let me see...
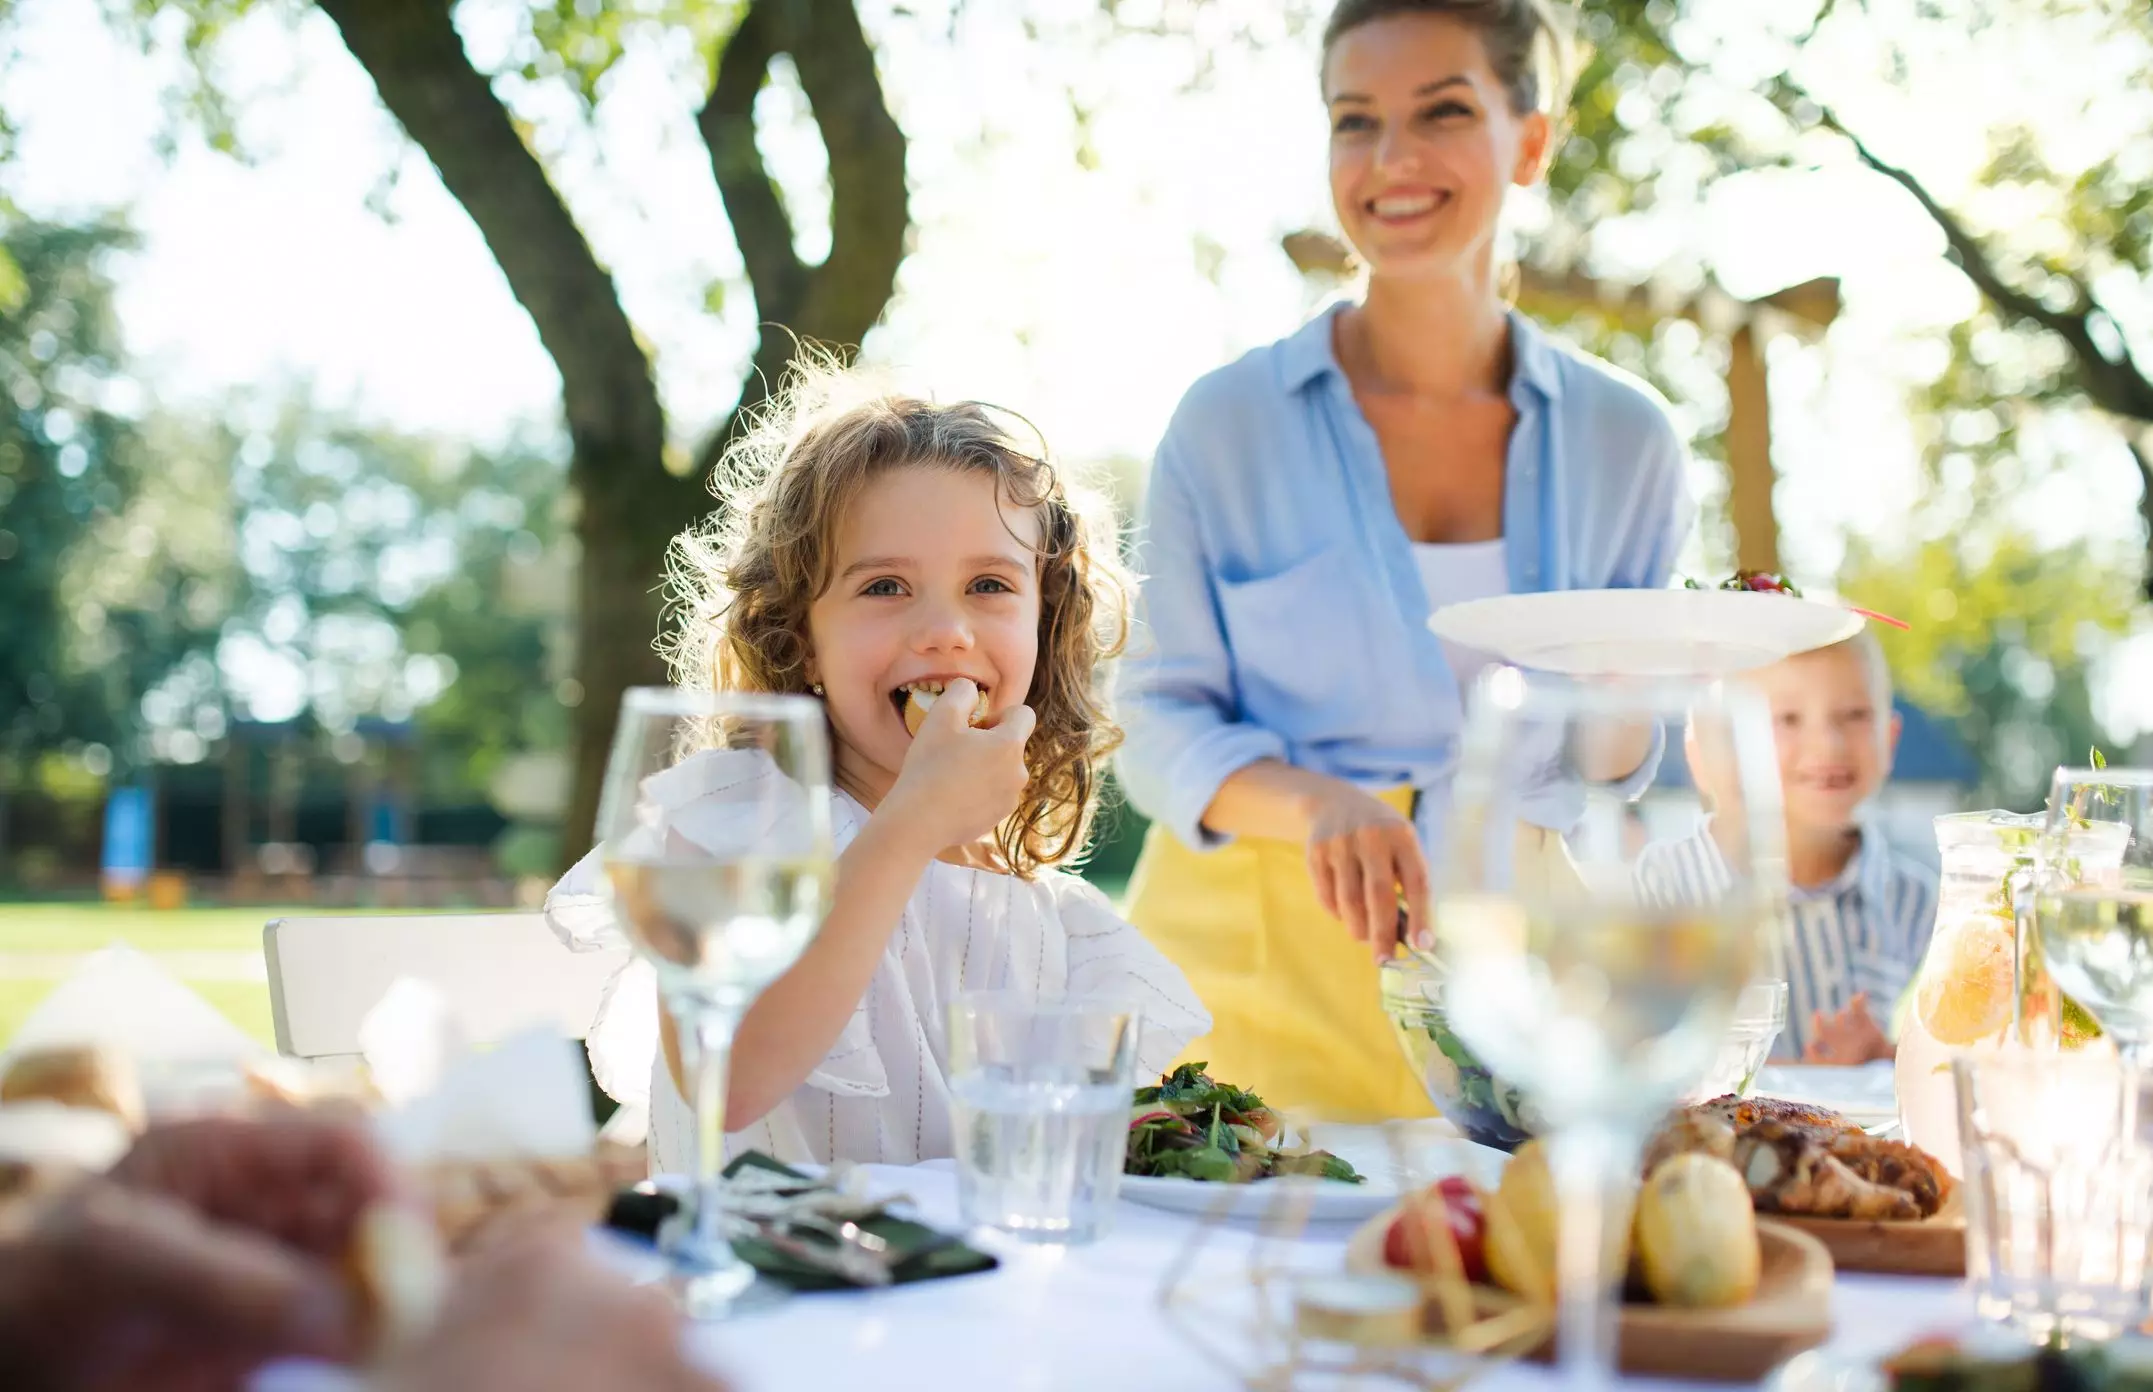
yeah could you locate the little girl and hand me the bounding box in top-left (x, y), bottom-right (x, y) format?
top-left (545, 368), bottom-right (1211, 1171)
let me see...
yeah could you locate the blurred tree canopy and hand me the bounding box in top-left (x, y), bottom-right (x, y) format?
top-left (0, 205), bottom-right (576, 848)
top-left (1840, 532), bottom-right (2138, 805)
top-left (0, 219), bottom-right (228, 798)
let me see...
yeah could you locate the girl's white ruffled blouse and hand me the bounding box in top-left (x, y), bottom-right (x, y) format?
top-left (545, 751), bottom-right (1211, 1172)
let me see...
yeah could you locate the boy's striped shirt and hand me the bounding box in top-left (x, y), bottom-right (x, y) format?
top-left (1637, 817), bottom-right (1938, 1059)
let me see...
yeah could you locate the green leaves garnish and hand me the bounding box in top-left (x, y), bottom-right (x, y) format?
top-left (1123, 1063), bottom-right (1365, 1186)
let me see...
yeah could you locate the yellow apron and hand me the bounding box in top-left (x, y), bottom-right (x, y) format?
top-left (1124, 787), bottom-right (1435, 1121)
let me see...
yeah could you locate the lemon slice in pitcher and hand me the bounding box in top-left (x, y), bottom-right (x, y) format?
top-left (1915, 923), bottom-right (2015, 1046)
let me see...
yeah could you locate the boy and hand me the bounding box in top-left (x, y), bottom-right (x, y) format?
top-left (1638, 630), bottom-right (1938, 1063)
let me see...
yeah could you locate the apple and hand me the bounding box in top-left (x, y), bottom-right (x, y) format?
top-left (1380, 1175), bottom-right (1487, 1284)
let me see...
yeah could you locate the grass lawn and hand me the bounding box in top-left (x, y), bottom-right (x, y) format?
top-left (0, 902), bottom-right (358, 955)
top-left (0, 902), bottom-right (336, 1050)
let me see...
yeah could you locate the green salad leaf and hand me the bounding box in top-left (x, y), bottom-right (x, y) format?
top-left (1123, 1063), bottom-right (1365, 1186)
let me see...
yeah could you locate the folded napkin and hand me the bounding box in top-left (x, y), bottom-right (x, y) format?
top-left (604, 1152), bottom-right (996, 1292)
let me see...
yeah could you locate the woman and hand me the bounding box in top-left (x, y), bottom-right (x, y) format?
top-left (1116, 0), bottom-right (1694, 1119)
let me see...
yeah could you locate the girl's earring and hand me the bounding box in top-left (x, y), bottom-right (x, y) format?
top-left (811, 682), bottom-right (825, 697)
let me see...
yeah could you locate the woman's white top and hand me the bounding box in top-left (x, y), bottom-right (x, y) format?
top-left (544, 750), bottom-right (1211, 1173)
top-left (1413, 538), bottom-right (1510, 700)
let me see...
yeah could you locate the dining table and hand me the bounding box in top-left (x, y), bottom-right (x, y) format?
top-left (680, 1155), bottom-right (1971, 1391)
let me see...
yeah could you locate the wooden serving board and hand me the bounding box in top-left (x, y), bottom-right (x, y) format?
top-left (1768, 1191), bottom-right (1966, 1278)
top-left (1344, 1206), bottom-right (1836, 1383)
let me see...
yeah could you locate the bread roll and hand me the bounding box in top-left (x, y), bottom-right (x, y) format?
top-left (345, 1202), bottom-right (448, 1358)
top-left (902, 684), bottom-right (992, 737)
top-left (0, 1047), bottom-right (145, 1132)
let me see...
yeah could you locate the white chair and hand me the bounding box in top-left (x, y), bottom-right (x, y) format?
top-left (262, 913), bottom-right (622, 1063)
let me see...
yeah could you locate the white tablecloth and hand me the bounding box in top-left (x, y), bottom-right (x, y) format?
top-left (688, 1162), bottom-right (1975, 1391)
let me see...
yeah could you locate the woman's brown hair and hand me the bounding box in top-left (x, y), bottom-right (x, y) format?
top-left (661, 361), bottom-right (1131, 879)
top-left (1321, 0), bottom-right (1575, 119)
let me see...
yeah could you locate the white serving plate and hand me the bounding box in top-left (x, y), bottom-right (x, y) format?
top-left (1430, 589), bottom-right (1865, 678)
top-left (1118, 1124), bottom-right (1509, 1225)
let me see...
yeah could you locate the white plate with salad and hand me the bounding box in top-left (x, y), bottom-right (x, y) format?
top-left (1119, 1066), bottom-right (1508, 1223)
top-left (1429, 575), bottom-right (1874, 679)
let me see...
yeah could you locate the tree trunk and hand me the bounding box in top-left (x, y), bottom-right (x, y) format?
top-left (563, 454), bottom-right (700, 866)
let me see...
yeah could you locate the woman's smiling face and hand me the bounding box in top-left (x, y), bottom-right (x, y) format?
top-left (1323, 13), bottom-right (1549, 282)
top-left (806, 464), bottom-right (1042, 803)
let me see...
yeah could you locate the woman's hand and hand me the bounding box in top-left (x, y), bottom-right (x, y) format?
top-left (1305, 783), bottom-right (1429, 961)
top-left (882, 679), bottom-right (1035, 855)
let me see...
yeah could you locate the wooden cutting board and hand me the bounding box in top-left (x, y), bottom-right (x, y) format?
top-left (1344, 1206), bottom-right (1836, 1383)
top-left (1768, 1190), bottom-right (1967, 1277)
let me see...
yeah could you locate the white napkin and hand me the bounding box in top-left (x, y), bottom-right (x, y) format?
top-left (360, 978), bottom-right (595, 1165)
top-left (2, 943), bottom-right (265, 1065)
top-left (2, 944), bottom-right (267, 1117)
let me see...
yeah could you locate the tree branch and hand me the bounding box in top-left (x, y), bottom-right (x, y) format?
top-left (699, 1), bottom-right (810, 338)
top-left (693, 0), bottom-right (910, 474)
top-left (314, 0), bottom-right (671, 471)
top-left (1820, 105), bottom-right (2153, 424)
top-left (2133, 433), bottom-right (2153, 602)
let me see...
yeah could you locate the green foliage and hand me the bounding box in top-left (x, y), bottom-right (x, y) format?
top-left (0, 217), bottom-right (222, 785)
top-left (1839, 531), bottom-right (2137, 809)
top-left (514, 0), bottom-right (745, 109)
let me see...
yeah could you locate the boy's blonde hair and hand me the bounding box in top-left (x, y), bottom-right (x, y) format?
top-left (661, 362), bottom-right (1131, 878)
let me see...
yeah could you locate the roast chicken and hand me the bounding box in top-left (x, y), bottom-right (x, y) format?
top-left (1644, 1094), bottom-right (1951, 1222)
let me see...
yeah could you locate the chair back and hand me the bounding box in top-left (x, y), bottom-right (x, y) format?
top-left (263, 913), bottom-right (619, 1061)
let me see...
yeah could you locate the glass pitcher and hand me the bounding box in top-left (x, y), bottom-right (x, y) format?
top-left (1895, 811), bottom-right (2120, 1175)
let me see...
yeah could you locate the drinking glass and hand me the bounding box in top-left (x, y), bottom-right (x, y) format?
top-left (947, 992), bottom-right (1141, 1244)
top-left (1437, 669), bottom-right (1783, 1390)
top-left (2032, 766), bottom-right (2153, 1063)
top-left (1953, 1051), bottom-right (2153, 1343)
top-left (594, 688), bottom-right (835, 1317)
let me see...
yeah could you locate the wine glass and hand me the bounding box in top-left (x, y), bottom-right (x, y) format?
top-left (594, 687), bottom-right (835, 1317)
top-left (1437, 668), bottom-right (1783, 1389)
top-left (2031, 765), bottom-right (2153, 1062)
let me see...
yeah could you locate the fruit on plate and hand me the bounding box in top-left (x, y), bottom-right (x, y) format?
top-left (1632, 1153), bottom-right (1761, 1309)
top-left (1914, 922), bottom-right (2015, 1046)
top-left (1380, 1175), bottom-right (1488, 1283)
top-left (1484, 1139), bottom-right (1632, 1303)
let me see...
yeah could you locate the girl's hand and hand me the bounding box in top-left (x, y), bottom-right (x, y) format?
top-left (1803, 992), bottom-right (1894, 1065)
top-left (883, 678), bottom-right (1035, 855)
top-left (1305, 782), bottom-right (1429, 961)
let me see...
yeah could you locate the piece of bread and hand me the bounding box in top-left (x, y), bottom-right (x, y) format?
top-left (416, 1148), bottom-right (648, 1252)
top-left (0, 1047), bottom-right (145, 1133)
top-left (345, 1202), bottom-right (449, 1359)
top-left (903, 684), bottom-right (992, 737)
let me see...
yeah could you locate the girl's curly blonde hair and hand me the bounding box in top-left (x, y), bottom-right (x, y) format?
top-left (661, 363), bottom-right (1131, 878)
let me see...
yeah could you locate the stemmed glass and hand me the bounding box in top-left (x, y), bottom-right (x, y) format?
top-left (2030, 765), bottom-right (2153, 1062)
top-left (594, 688), bottom-right (835, 1317)
top-left (1437, 669), bottom-right (1784, 1389)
